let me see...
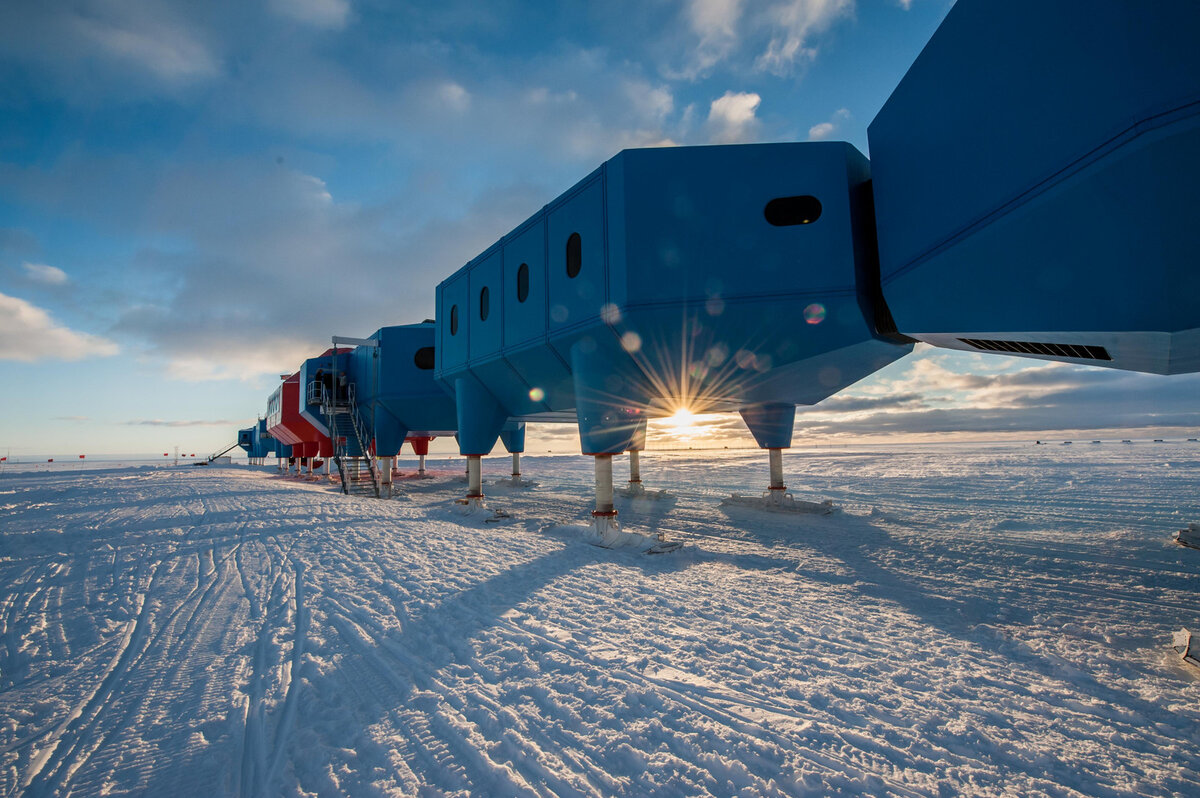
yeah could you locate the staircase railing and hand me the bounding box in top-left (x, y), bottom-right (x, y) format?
top-left (314, 380), bottom-right (379, 498)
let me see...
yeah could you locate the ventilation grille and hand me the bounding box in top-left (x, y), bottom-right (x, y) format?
top-left (958, 338), bottom-right (1112, 361)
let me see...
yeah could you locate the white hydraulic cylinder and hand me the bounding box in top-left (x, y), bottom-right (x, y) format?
top-left (768, 448), bottom-right (785, 490)
top-left (466, 455), bottom-right (483, 498)
top-left (594, 455), bottom-right (615, 515)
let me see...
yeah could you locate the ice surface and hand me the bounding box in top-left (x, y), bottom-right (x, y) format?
top-left (1, 443), bottom-right (1198, 796)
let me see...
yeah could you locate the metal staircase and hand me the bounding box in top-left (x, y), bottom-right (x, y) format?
top-left (312, 380), bottom-right (379, 498)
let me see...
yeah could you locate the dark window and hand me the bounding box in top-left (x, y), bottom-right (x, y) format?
top-left (566, 233), bottom-right (582, 278)
top-left (517, 263), bottom-right (530, 302)
top-left (413, 347), bottom-right (435, 370)
top-left (479, 286), bottom-right (490, 321)
top-left (764, 195), bottom-right (822, 226)
top-left (450, 304), bottom-right (458, 335)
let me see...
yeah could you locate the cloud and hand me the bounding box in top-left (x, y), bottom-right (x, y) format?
top-left (268, 0), bottom-right (351, 30)
top-left (69, 12), bottom-right (218, 82)
top-left (0, 292), bottom-right (119, 362)
top-left (707, 90), bottom-right (761, 143)
top-left (755, 0), bottom-right (855, 76)
top-left (682, 0), bottom-right (744, 77)
top-left (123, 419), bottom-right (240, 427)
top-left (791, 351), bottom-right (1200, 440)
top-left (0, 0), bottom-right (220, 101)
top-left (22, 262), bottom-right (69, 286)
top-left (808, 107), bottom-right (851, 140)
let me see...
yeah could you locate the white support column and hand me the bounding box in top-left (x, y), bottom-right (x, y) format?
top-left (456, 455), bottom-right (485, 511)
top-left (768, 448), bottom-right (785, 490)
top-left (766, 447), bottom-right (787, 505)
top-left (592, 454), bottom-right (618, 534)
top-left (381, 457), bottom-right (393, 497)
top-left (511, 452), bottom-right (521, 478)
top-left (418, 454), bottom-right (426, 476)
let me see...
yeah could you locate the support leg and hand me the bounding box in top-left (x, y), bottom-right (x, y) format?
top-left (457, 455), bottom-right (485, 510)
top-left (766, 447), bottom-right (788, 506)
top-left (381, 456), bottom-right (393, 498)
top-left (591, 454), bottom-right (619, 534)
top-left (626, 449), bottom-right (645, 496)
top-left (418, 454), bottom-right (426, 476)
top-left (512, 452), bottom-right (521, 479)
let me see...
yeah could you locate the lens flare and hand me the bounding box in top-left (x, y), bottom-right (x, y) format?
top-left (804, 303), bottom-right (826, 324)
top-left (528, 387), bottom-right (545, 402)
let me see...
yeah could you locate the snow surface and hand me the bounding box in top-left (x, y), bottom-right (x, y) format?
top-left (1, 443), bottom-right (1198, 796)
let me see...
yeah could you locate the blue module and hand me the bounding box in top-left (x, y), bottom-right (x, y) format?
top-left (342, 323), bottom-right (459, 458)
top-left (236, 427), bottom-right (255, 455)
top-left (869, 0), bottom-right (1200, 374)
top-left (251, 418), bottom-right (274, 461)
top-left (436, 142), bottom-right (911, 515)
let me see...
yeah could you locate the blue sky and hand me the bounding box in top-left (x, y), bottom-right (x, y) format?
top-left (2, 0), bottom-right (1197, 457)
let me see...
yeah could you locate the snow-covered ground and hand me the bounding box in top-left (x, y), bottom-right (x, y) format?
top-left (1, 443), bottom-right (1198, 796)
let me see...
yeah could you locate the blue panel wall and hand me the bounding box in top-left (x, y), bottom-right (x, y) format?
top-left (546, 173), bottom-right (607, 336)
top-left (869, 0), bottom-right (1200, 373)
top-left (468, 247), bottom-right (504, 362)
top-left (438, 275), bottom-right (471, 373)
top-left (502, 217), bottom-right (548, 348)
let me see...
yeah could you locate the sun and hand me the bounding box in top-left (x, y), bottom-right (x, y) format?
top-left (666, 407), bottom-right (696, 428)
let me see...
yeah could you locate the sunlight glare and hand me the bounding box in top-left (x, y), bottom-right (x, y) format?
top-left (667, 407), bottom-right (696, 428)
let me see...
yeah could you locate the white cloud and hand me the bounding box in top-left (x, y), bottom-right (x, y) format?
top-left (22, 262), bottom-right (69, 286)
top-left (438, 81), bottom-right (471, 113)
top-left (683, 0), bottom-right (744, 77)
top-left (68, 11), bottom-right (218, 82)
top-left (808, 107), bottom-right (851, 140)
top-left (269, 0), bottom-right (351, 30)
top-left (0, 292), bottom-right (118, 362)
top-left (623, 80), bottom-right (674, 125)
top-left (755, 0), bottom-right (855, 76)
top-left (707, 91), bottom-right (761, 143)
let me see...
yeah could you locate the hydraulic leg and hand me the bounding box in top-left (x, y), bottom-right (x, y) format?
top-left (458, 455), bottom-right (485, 510)
top-left (627, 449), bottom-right (644, 496)
top-left (592, 454), bottom-right (619, 534)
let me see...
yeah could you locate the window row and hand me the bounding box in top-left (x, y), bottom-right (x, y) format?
top-left (448, 232), bottom-right (583, 335)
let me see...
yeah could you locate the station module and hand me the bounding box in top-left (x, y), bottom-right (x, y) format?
top-left (436, 142), bottom-right (912, 525)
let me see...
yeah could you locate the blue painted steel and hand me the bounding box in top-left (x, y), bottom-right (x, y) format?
top-left (236, 427), bottom-right (254, 454)
top-left (869, 0), bottom-right (1200, 374)
top-left (498, 420), bottom-right (526, 454)
top-left (251, 418), bottom-right (274, 459)
top-left (344, 323), bottom-right (459, 458)
top-left (436, 142), bottom-right (912, 453)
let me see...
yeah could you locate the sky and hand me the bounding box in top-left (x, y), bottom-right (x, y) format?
top-left (2, 0), bottom-right (1198, 458)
